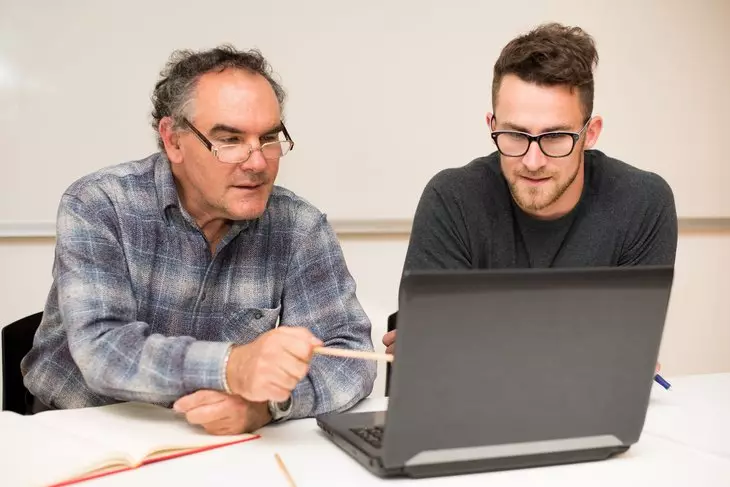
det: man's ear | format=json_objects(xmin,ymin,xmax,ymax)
[
  {"xmin": 486, "ymin": 112, "xmax": 495, "ymax": 131},
  {"xmin": 159, "ymin": 117, "xmax": 183, "ymax": 164},
  {"xmin": 583, "ymin": 115, "xmax": 603, "ymax": 150}
]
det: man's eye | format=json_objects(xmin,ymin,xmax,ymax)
[
  {"xmin": 221, "ymin": 138, "xmax": 240, "ymax": 144},
  {"xmin": 261, "ymin": 135, "xmax": 278, "ymax": 143}
]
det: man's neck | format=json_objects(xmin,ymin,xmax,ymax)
[{"xmin": 172, "ymin": 168, "xmax": 231, "ymax": 253}]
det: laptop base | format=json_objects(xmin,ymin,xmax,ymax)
[{"xmin": 317, "ymin": 413, "xmax": 629, "ymax": 478}]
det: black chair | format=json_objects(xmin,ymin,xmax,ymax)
[
  {"xmin": 384, "ymin": 311, "xmax": 397, "ymax": 396},
  {"xmin": 2, "ymin": 311, "xmax": 43, "ymax": 414}
]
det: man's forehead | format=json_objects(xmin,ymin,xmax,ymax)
[
  {"xmin": 191, "ymin": 69, "xmax": 281, "ymax": 130},
  {"xmin": 194, "ymin": 70, "xmax": 277, "ymax": 107},
  {"xmin": 495, "ymin": 78, "xmax": 583, "ymax": 131}
]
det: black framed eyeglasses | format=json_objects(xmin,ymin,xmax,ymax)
[
  {"xmin": 491, "ymin": 119, "xmax": 591, "ymax": 158},
  {"xmin": 182, "ymin": 118, "xmax": 294, "ymax": 164}
]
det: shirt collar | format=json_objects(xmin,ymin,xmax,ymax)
[{"xmin": 154, "ymin": 152, "xmax": 181, "ymax": 221}]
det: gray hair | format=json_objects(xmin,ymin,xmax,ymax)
[{"xmin": 150, "ymin": 45, "xmax": 286, "ymax": 150}]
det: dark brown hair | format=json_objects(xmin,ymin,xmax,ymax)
[{"xmin": 492, "ymin": 23, "xmax": 598, "ymax": 119}]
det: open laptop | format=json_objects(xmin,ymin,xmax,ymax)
[{"xmin": 317, "ymin": 266, "xmax": 673, "ymax": 478}]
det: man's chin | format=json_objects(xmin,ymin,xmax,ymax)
[
  {"xmin": 226, "ymin": 203, "xmax": 267, "ymax": 221},
  {"xmin": 513, "ymin": 189, "xmax": 557, "ymax": 213}
]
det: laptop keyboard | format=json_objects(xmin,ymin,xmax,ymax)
[{"xmin": 351, "ymin": 425, "xmax": 384, "ymax": 449}]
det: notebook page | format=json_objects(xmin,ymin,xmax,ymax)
[
  {"xmin": 31, "ymin": 402, "xmax": 255, "ymax": 465},
  {"xmin": 0, "ymin": 411, "xmax": 131, "ymax": 487}
]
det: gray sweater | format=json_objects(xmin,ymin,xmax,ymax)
[{"xmin": 403, "ymin": 150, "xmax": 677, "ymax": 272}]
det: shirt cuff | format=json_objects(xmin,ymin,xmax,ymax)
[
  {"xmin": 182, "ymin": 341, "xmax": 232, "ymax": 393},
  {"xmin": 288, "ymin": 381, "xmax": 315, "ymax": 419}
]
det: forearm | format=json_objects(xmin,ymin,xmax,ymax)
[
  {"xmin": 289, "ymin": 354, "xmax": 376, "ymax": 419},
  {"xmin": 68, "ymin": 323, "xmax": 231, "ymax": 403},
  {"xmin": 282, "ymin": 212, "xmax": 376, "ymax": 417}
]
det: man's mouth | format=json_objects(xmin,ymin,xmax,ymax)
[
  {"xmin": 232, "ymin": 182, "xmax": 264, "ymax": 190},
  {"xmin": 519, "ymin": 175, "xmax": 551, "ymax": 184}
]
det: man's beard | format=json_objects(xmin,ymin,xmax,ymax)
[{"xmin": 508, "ymin": 162, "xmax": 580, "ymax": 212}]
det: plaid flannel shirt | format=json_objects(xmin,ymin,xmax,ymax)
[{"xmin": 22, "ymin": 152, "xmax": 376, "ymax": 417}]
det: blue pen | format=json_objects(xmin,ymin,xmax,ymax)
[{"xmin": 654, "ymin": 374, "xmax": 671, "ymax": 390}]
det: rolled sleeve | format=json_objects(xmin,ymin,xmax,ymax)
[{"xmin": 182, "ymin": 341, "xmax": 232, "ymax": 392}]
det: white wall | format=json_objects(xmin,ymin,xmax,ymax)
[
  {"xmin": 2, "ymin": 231, "xmax": 729, "ymax": 399},
  {"xmin": 2, "ymin": 0, "xmax": 730, "ymax": 227}
]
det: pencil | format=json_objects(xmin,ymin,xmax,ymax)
[
  {"xmin": 313, "ymin": 346, "xmax": 394, "ymax": 363},
  {"xmin": 275, "ymin": 453, "xmax": 296, "ymax": 487}
]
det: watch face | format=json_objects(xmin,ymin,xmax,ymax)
[
  {"xmin": 279, "ymin": 397, "xmax": 292, "ymax": 411},
  {"xmin": 269, "ymin": 397, "xmax": 292, "ymax": 420}
]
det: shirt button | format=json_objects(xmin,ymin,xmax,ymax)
[{"xmin": 254, "ymin": 311, "xmax": 263, "ymax": 319}]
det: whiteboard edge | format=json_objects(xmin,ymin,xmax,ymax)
[{"xmin": 0, "ymin": 218, "xmax": 729, "ymax": 239}]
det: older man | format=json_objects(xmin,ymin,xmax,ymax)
[{"xmin": 23, "ymin": 46, "xmax": 376, "ymax": 434}]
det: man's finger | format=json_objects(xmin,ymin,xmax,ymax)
[
  {"xmin": 185, "ymin": 401, "xmax": 233, "ymax": 425},
  {"xmin": 174, "ymin": 389, "xmax": 227, "ymax": 413},
  {"xmin": 279, "ymin": 357, "xmax": 310, "ymax": 383},
  {"xmin": 382, "ymin": 330, "xmax": 396, "ymax": 346},
  {"xmin": 265, "ymin": 384, "xmax": 294, "ymax": 403},
  {"xmin": 269, "ymin": 365, "xmax": 305, "ymax": 392},
  {"xmin": 276, "ymin": 326, "xmax": 323, "ymax": 346},
  {"xmin": 201, "ymin": 417, "xmax": 244, "ymax": 435},
  {"xmin": 280, "ymin": 335, "xmax": 317, "ymax": 363}
]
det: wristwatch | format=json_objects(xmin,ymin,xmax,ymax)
[{"xmin": 268, "ymin": 396, "xmax": 293, "ymax": 422}]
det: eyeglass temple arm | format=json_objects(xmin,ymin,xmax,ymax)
[{"xmin": 182, "ymin": 118, "xmax": 213, "ymax": 151}]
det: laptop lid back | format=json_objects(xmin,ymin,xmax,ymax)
[{"xmin": 381, "ymin": 266, "xmax": 673, "ymax": 470}]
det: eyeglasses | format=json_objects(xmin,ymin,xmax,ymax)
[
  {"xmin": 182, "ymin": 118, "xmax": 294, "ymax": 164},
  {"xmin": 490, "ymin": 119, "xmax": 591, "ymax": 158}
]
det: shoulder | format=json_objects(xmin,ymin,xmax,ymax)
[
  {"xmin": 426, "ymin": 152, "xmax": 503, "ymax": 195},
  {"xmin": 264, "ymin": 186, "xmax": 327, "ymax": 235},
  {"xmin": 420, "ymin": 152, "xmax": 509, "ymax": 216},
  {"xmin": 586, "ymin": 150, "xmax": 674, "ymax": 207},
  {"xmin": 62, "ymin": 153, "xmax": 160, "ymax": 207}
]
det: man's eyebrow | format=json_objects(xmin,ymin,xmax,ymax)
[
  {"xmin": 209, "ymin": 124, "xmax": 244, "ymax": 136},
  {"xmin": 262, "ymin": 123, "xmax": 284, "ymax": 135},
  {"xmin": 208, "ymin": 123, "xmax": 283, "ymax": 137},
  {"xmin": 539, "ymin": 124, "xmax": 574, "ymax": 133},
  {"xmin": 499, "ymin": 121, "xmax": 574, "ymax": 133}
]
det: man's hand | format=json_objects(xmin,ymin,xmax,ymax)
[
  {"xmin": 227, "ymin": 327, "xmax": 323, "ymax": 403},
  {"xmin": 382, "ymin": 330, "xmax": 396, "ymax": 355},
  {"xmin": 173, "ymin": 390, "xmax": 271, "ymax": 435}
]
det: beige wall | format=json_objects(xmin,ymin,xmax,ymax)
[{"xmin": 2, "ymin": 230, "xmax": 729, "ymax": 399}]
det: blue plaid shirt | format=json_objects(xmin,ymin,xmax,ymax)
[{"xmin": 22, "ymin": 152, "xmax": 376, "ymax": 417}]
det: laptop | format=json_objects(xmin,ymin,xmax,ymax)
[{"xmin": 317, "ymin": 266, "xmax": 673, "ymax": 478}]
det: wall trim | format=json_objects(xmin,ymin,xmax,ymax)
[{"xmin": 0, "ymin": 218, "xmax": 729, "ymax": 239}]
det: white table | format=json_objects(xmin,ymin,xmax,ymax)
[{"xmin": 20, "ymin": 374, "xmax": 730, "ymax": 486}]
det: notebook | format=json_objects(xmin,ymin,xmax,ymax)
[{"xmin": 0, "ymin": 401, "xmax": 259, "ymax": 486}]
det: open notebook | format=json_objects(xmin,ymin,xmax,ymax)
[{"xmin": 0, "ymin": 402, "xmax": 259, "ymax": 486}]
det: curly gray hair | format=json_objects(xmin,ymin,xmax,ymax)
[{"xmin": 150, "ymin": 45, "xmax": 286, "ymax": 150}]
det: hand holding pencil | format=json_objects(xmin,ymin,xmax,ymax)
[{"xmin": 225, "ymin": 327, "xmax": 393, "ymax": 405}]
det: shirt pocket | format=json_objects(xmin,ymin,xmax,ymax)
[{"xmin": 221, "ymin": 306, "xmax": 281, "ymax": 344}]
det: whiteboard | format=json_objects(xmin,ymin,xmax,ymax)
[{"xmin": 1, "ymin": 0, "xmax": 728, "ymax": 232}]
